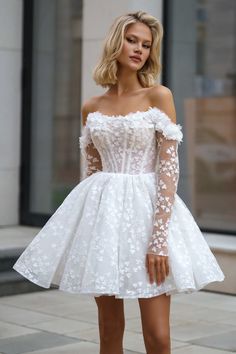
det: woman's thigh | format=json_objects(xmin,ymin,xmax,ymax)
[
  {"xmin": 94, "ymin": 295, "xmax": 125, "ymax": 329},
  {"xmin": 138, "ymin": 294, "xmax": 171, "ymax": 337}
]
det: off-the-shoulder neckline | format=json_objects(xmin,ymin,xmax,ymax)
[
  {"xmin": 87, "ymin": 106, "xmax": 174, "ymax": 122},
  {"xmin": 82, "ymin": 106, "xmax": 183, "ymax": 142}
]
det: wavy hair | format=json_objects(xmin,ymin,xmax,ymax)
[{"xmin": 93, "ymin": 11, "xmax": 163, "ymax": 88}]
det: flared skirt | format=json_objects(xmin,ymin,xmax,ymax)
[{"xmin": 13, "ymin": 171, "xmax": 225, "ymax": 298}]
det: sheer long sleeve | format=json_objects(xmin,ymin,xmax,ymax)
[
  {"xmin": 147, "ymin": 130, "xmax": 181, "ymax": 257},
  {"xmin": 79, "ymin": 124, "xmax": 102, "ymax": 179}
]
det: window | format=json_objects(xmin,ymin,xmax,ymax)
[
  {"xmin": 21, "ymin": 0, "xmax": 83, "ymax": 225},
  {"xmin": 165, "ymin": 0, "xmax": 236, "ymax": 233}
]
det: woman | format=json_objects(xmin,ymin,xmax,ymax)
[{"xmin": 13, "ymin": 11, "xmax": 224, "ymax": 354}]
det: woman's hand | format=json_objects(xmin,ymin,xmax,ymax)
[{"xmin": 146, "ymin": 253, "xmax": 169, "ymax": 285}]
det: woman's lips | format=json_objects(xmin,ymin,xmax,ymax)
[{"xmin": 130, "ymin": 56, "xmax": 142, "ymax": 63}]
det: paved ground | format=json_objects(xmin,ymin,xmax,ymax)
[{"xmin": 0, "ymin": 289, "xmax": 235, "ymax": 353}]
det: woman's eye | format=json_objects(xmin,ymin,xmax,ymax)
[
  {"xmin": 126, "ymin": 37, "xmax": 151, "ymax": 49},
  {"xmin": 126, "ymin": 37, "xmax": 135, "ymax": 43}
]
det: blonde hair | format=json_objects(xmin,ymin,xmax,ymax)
[{"xmin": 93, "ymin": 11, "xmax": 163, "ymax": 88}]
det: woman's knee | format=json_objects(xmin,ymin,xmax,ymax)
[
  {"xmin": 144, "ymin": 330, "xmax": 170, "ymax": 353},
  {"xmin": 138, "ymin": 294, "xmax": 171, "ymax": 353}
]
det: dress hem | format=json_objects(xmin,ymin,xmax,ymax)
[{"xmin": 13, "ymin": 264, "xmax": 225, "ymax": 299}]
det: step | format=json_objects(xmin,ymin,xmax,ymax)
[
  {"xmin": 0, "ymin": 247, "xmax": 48, "ymax": 297},
  {"xmin": 0, "ymin": 270, "xmax": 47, "ymax": 297},
  {"xmin": 0, "ymin": 248, "xmax": 22, "ymax": 272}
]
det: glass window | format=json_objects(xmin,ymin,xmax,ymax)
[
  {"xmin": 167, "ymin": 0, "xmax": 236, "ymax": 232},
  {"xmin": 29, "ymin": 0, "xmax": 82, "ymax": 215}
]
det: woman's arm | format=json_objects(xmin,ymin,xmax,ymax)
[
  {"xmin": 146, "ymin": 86, "xmax": 181, "ymax": 283},
  {"xmin": 147, "ymin": 134, "xmax": 180, "ymax": 256}
]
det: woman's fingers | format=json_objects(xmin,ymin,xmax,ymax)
[
  {"xmin": 155, "ymin": 258, "xmax": 162, "ymax": 284},
  {"xmin": 147, "ymin": 257, "xmax": 155, "ymax": 283},
  {"xmin": 165, "ymin": 257, "xmax": 170, "ymax": 276},
  {"xmin": 146, "ymin": 254, "xmax": 169, "ymax": 285}
]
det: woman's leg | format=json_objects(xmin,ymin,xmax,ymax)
[
  {"xmin": 94, "ymin": 295, "xmax": 125, "ymax": 354},
  {"xmin": 138, "ymin": 293, "xmax": 171, "ymax": 354}
]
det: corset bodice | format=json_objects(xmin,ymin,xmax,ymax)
[
  {"xmin": 82, "ymin": 107, "xmax": 183, "ymax": 174},
  {"xmin": 88, "ymin": 111, "xmax": 157, "ymax": 173},
  {"xmin": 80, "ymin": 107, "xmax": 182, "ymax": 174}
]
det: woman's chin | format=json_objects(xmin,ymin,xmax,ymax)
[
  {"xmin": 117, "ymin": 61, "xmax": 141, "ymax": 73},
  {"xmin": 125, "ymin": 63, "xmax": 141, "ymax": 72}
]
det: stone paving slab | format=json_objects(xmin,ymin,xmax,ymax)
[
  {"xmin": 171, "ymin": 320, "xmax": 234, "ymax": 342},
  {"xmin": 172, "ymin": 344, "xmax": 234, "ymax": 353},
  {"xmin": 0, "ymin": 320, "xmax": 39, "ymax": 339},
  {"xmin": 28, "ymin": 318, "xmax": 95, "ymax": 335},
  {"xmin": 191, "ymin": 330, "xmax": 236, "ymax": 352},
  {"xmin": 0, "ymin": 290, "xmax": 235, "ymax": 353},
  {"xmin": 23, "ymin": 343, "xmax": 142, "ymax": 354},
  {"xmin": 0, "ymin": 332, "xmax": 81, "ymax": 354},
  {"xmin": 0, "ymin": 303, "xmax": 57, "ymax": 326}
]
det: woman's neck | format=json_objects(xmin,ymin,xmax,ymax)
[{"xmin": 111, "ymin": 68, "xmax": 142, "ymax": 96}]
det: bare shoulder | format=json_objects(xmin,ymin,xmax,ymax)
[
  {"xmin": 81, "ymin": 95, "xmax": 103, "ymax": 126},
  {"xmin": 148, "ymin": 84, "xmax": 177, "ymax": 124}
]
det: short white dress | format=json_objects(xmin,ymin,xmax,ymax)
[{"xmin": 13, "ymin": 107, "xmax": 225, "ymax": 298}]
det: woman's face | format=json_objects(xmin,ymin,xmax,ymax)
[{"xmin": 117, "ymin": 22, "xmax": 152, "ymax": 72}]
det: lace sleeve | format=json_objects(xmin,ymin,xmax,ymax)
[
  {"xmin": 79, "ymin": 125, "xmax": 102, "ymax": 179},
  {"xmin": 147, "ymin": 131, "xmax": 181, "ymax": 257}
]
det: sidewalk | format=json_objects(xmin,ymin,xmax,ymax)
[{"xmin": 0, "ymin": 289, "xmax": 235, "ymax": 353}]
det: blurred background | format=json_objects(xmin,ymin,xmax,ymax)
[{"xmin": 0, "ymin": 0, "xmax": 235, "ymax": 296}]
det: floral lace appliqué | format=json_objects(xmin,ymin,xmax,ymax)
[
  {"xmin": 147, "ymin": 133, "xmax": 180, "ymax": 256},
  {"xmin": 79, "ymin": 125, "xmax": 102, "ymax": 178}
]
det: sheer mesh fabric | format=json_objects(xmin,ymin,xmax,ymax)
[
  {"xmin": 79, "ymin": 125, "xmax": 102, "ymax": 178},
  {"xmin": 147, "ymin": 132, "xmax": 180, "ymax": 256}
]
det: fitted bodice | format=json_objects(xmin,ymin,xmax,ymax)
[{"xmin": 79, "ymin": 107, "xmax": 183, "ymax": 175}]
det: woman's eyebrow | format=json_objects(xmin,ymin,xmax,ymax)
[{"xmin": 126, "ymin": 33, "xmax": 152, "ymax": 43}]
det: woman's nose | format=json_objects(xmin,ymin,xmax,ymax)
[{"xmin": 134, "ymin": 44, "xmax": 142, "ymax": 53}]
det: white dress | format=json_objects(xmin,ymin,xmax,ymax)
[{"xmin": 13, "ymin": 107, "xmax": 225, "ymax": 299}]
